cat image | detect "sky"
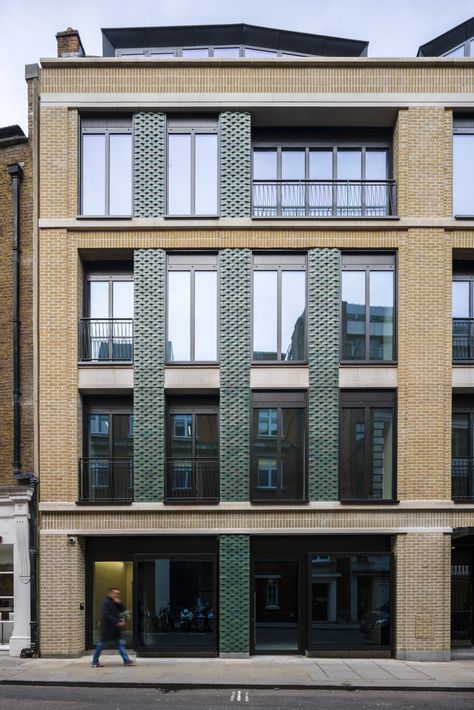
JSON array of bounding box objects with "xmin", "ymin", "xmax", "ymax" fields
[{"xmin": 1, "ymin": 0, "xmax": 474, "ymax": 133}]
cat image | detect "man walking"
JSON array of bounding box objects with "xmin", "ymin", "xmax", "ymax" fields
[{"xmin": 91, "ymin": 587, "xmax": 135, "ymax": 667}]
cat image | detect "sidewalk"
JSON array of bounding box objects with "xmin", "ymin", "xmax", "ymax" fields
[{"xmin": 0, "ymin": 653, "xmax": 473, "ymax": 690}]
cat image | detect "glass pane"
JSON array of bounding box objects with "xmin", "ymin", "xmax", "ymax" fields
[
  {"xmin": 310, "ymin": 555, "xmax": 391, "ymax": 648},
  {"xmin": 109, "ymin": 134, "xmax": 132, "ymax": 215},
  {"xmin": 168, "ymin": 134, "xmax": 191, "ymax": 215},
  {"xmin": 281, "ymin": 150, "xmax": 305, "ymax": 179},
  {"xmin": 309, "ymin": 150, "xmax": 333, "ymax": 216},
  {"xmin": 87, "ymin": 414, "xmax": 109, "ymax": 459},
  {"xmin": 369, "ymin": 271, "xmax": 394, "ymax": 360},
  {"xmin": 82, "ymin": 134, "xmax": 106, "ymax": 215},
  {"xmin": 245, "ymin": 48, "xmax": 277, "ymax": 56},
  {"xmin": 309, "ymin": 150, "xmax": 333, "ymax": 180},
  {"xmin": 253, "ymin": 150, "xmax": 278, "ymax": 216},
  {"xmin": 281, "ymin": 150, "xmax": 305, "ymax": 215},
  {"xmin": 89, "ymin": 281, "xmax": 109, "ymax": 318},
  {"xmin": 195, "ymin": 134, "xmax": 218, "ymax": 215},
  {"xmin": 337, "ymin": 150, "xmax": 361, "ymax": 180},
  {"xmin": 471, "ymin": 39, "xmax": 474, "ymax": 57},
  {"xmin": 281, "ymin": 271, "xmax": 306, "ymax": 360},
  {"xmin": 112, "ymin": 414, "xmax": 134, "ymax": 459},
  {"xmin": 170, "ymin": 414, "xmax": 193, "ymax": 459},
  {"xmin": 213, "ymin": 47, "xmax": 240, "ymax": 57},
  {"xmin": 150, "ymin": 52, "xmax": 175, "ymax": 58},
  {"xmin": 137, "ymin": 559, "xmax": 215, "ymax": 649},
  {"xmin": 453, "ymin": 134, "xmax": 474, "ymax": 215},
  {"xmin": 93, "ymin": 562, "xmax": 133, "ymax": 646},
  {"xmin": 445, "ymin": 45, "xmax": 465, "ymax": 57},
  {"xmin": 452, "ymin": 414, "xmax": 469, "ymax": 457},
  {"xmin": 167, "ymin": 271, "xmax": 191, "ymax": 361},
  {"xmin": 341, "ymin": 271, "xmax": 366, "ymax": 360},
  {"xmin": 341, "ymin": 407, "xmax": 366, "ymax": 499},
  {"xmin": 371, "ymin": 408, "xmax": 393, "ymax": 499},
  {"xmin": 194, "ymin": 271, "xmax": 217, "ymax": 361},
  {"xmin": 365, "ymin": 150, "xmax": 387, "ymax": 180},
  {"xmin": 452, "ymin": 281, "xmax": 470, "ymax": 318},
  {"xmin": 112, "ymin": 281, "xmax": 134, "ymax": 318},
  {"xmin": 281, "ymin": 408, "xmax": 305, "ymax": 499},
  {"xmin": 195, "ymin": 414, "xmax": 218, "ymax": 459},
  {"xmin": 337, "ymin": 150, "xmax": 362, "ymax": 215},
  {"xmin": 254, "ymin": 561, "xmax": 299, "ymax": 651},
  {"xmin": 0, "ymin": 546, "xmax": 13, "ymax": 573},
  {"xmin": 253, "ymin": 408, "xmax": 278, "ymax": 493},
  {"xmin": 253, "ymin": 271, "xmax": 278, "ymax": 360},
  {"xmin": 253, "ymin": 149, "xmax": 277, "ymax": 180},
  {"xmin": 452, "ymin": 414, "xmax": 471, "ymax": 498},
  {"xmin": 182, "ymin": 48, "xmax": 209, "ymax": 57}
]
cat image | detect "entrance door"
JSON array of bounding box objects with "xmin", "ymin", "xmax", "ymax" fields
[
  {"xmin": 452, "ymin": 545, "xmax": 473, "ymax": 646},
  {"xmin": 253, "ymin": 560, "xmax": 300, "ymax": 653}
]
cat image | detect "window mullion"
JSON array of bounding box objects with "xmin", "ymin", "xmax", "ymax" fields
[
  {"xmin": 365, "ymin": 405, "xmax": 372, "ymax": 500},
  {"xmin": 365, "ymin": 267, "xmax": 370, "ymax": 361},
  {"xmin": 105, "ymin": 130, "xmax": 110, "ymax": 216},
  {"xmin": 277, "ymin": 406, "xmax": 283, "ymax": 492},
  {"xmin": 191, "ymin": 268, "xmax": 196, "ymax": 361},
  {"xmin": 277, "ymin": 268, "xmax": 282, "ymax": 361},
  {"xmin": 190, "ymin": 131, "xmax": 196, "ymax": 216}
]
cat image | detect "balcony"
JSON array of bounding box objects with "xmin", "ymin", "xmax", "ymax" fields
[
  {"xmin": 79, "ymin": 319, "xmax": 133, "ymax": 362},
  {"xmin": 78, "ymin": 458, "xmax": 133, "ymax": 503},
  {"xmin": 452, "ymin": 458, "xmax": 474, "ymax": 500},
  {"xmin": 165, "ymin": 458, "xmax": 219, "ymax": 504},
  {"xmin": 453, "ymin": 318, "xmax": 474, "ymax": 361},
  {"xmin": 252, "ymin": 180, "xmax": 397, "ymax": 218}
]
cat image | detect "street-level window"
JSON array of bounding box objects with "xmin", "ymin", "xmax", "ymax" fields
[
  {"xmin": 341, "ymin": 253, "xmax": 395, "ymax": 362},
  {"xmin": 252, "ymin": 253, "xmax": 307, "ymax": 362},
  {"xmin": 80, "ymin": 116, "xmax": 132, "ymax": 216},
  {"xmin": 167, "ymin": 117, "xmax": 218, "ymax": 216},
  {"xmin": 453, "ymin": 116, "xmax": 474, "ymax": 216},
  {"xmin": 340, "ymin": 390, "xmax": 396, "ymax": 502},
  {"xmin": 166, "ymin": 253, "xmax": 218, "ymax": 363},
  {"xmin": 0, "ymin": 545, "xmax": 14, "ymax": 648},
  {"xmin": 251, "ymin": 391, "xmax": 306, "ymax": 502}
]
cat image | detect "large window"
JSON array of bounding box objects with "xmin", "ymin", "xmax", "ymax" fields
[
  {"xmin": 251, "ymin": 392, "xmax": 306, "ymax": 502},
  {"xmin": 80, "ymin": 116, "xmax": 132, "ymax": 216},
  {"xmin": 452, "ymin": 272, "xmax": 474, "ymax": 360},
  {"xmin": 340, "ymin": 391, "xmax": 395, "ymax": 502},
  {"xmin": 0, "ymin": 546, "xmax": 13, "ymax": 648},
  {"xmin": 341, "ymin": 253, "xmax": 395, "ymax": 362},
  {"xmin": 253, "ymin": 254, "xmax": 306, "ymax": 362},
  {"xmin": 166, "ymin": 254, "xmax": 218, "ymax": 362},
  {"xmin": 252, "ymin": 142, "xmax": 392, "ymax": 217},
  {"xmin": 167, "ymin": 117, "xmax": 218, "ymax": 216},
  {"xmin": 452, "ymin": 395, "xmax": 474, "ymax": 500},
  {"xmin": 453, "ymin": 116, "xmax": 474, "ymax": 216}
]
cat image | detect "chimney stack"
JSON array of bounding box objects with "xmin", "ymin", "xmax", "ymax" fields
[{"xmin": 56, "ymin": 28, "xmax": 85, "ymax": 57}]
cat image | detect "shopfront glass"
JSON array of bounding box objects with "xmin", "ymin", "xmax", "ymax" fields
[
  {"xmin": 254, "ymin": 561, "xmax": 299, "ymax": 652},
  {"xmin": 137, "ymin": 558, "xmax": 215, "ymax": 651},
  {"xmin": 92, "ymin": 561, "xmax": 133, "ymax": 646},
  {"xmin": 0, "ymin": 545, "xmax": 13, "ymax": 647}
]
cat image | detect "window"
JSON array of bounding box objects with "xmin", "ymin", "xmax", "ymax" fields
[
  {"xmin": 166, "ymin": 399, "xmax": 219, "ymax": 502},
  {"xmin": 167, "ymin": 117, "xmax": 218, "ymax": 216},
  {"xmin": 251, "ymin": 392, "xmax": 306, "ymax": 502},
  {"xmin": 80, "ymin": 271, "xmax": 134, "ymax": 362},
  {"xmin": 253, "ymin": 254, "xmax": 306, "ymax": 362},
  {"xmin": 340, "ymin": 391, "xmax": 395, "ymax": 502},
  {"xmin": 166, "ymin": 254, "xmax": 218, "ymax": 362},
  {"xmin": 452, "ymin": 271, "xmax": 474, "ymax": 360},
  {"xmin": 341, "ymin": 253, "xmax": 395, "ymax": 362},
  {"xmin": 0, "ymin": 545, "xmax": 13, "ymax": 647},
  {"xmin": 443, "ymin": 38, "xmax": 474, "ymax": 57},
  {"xmin": 116, "ymin": 46, "xmax": 307, "ymax": 58},
  {"xmin": 452, "ymin": 395, "xmax": 474, "ymax": 500},
  {"xmin": 80, "ymin": 116, "xmax": 132, "ymax": 216},
  {"xmin": 453, "ymin": 116, "xmax": 474, "ymax": 216},
  {"xmin": 252, "ymin": 143, "xmax": 392, "ymax": 217}
]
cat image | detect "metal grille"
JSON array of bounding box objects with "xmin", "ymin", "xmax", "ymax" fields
[
  {"xmin": 220, "ymin": 112, "xmax": 252, "ymax": 217},
  {"xmin": 133, "ymin": 112, "xmax": 166, "ymax": 216}
]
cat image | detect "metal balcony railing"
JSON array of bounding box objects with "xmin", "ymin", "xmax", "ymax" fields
[
  {"xmin": 252, "ymin": 179, "xmax": 397, "ymax": 217},
  {"xmin": 165, "ymin": 458, "xmax": 219, "ymax": 503},
  {"xmin": 452, "ymin": 458, "xmax": 474, "ymax": 500},
  {"xmin": 453, "ymin": 318, "xmax": 474, "ymax": 361},
  {"xmin": 79, "ymin": 458, "xmax": 133, "ymax": 503},
  {"xmin": 79, "ymin": 318, "xmax": 133, "ymax": 362}
]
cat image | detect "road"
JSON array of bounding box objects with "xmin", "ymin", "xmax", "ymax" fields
[{"xmin": 0, "ymin": 687, "xmax": 473, "ymax": 709}]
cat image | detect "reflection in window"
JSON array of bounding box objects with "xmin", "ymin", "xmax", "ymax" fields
[
  {"xmin": 0, "ymin": 545, "xmax": 14, "ymax": 647},
  {"xmin": 92, "ymin": 561, "xmax": 133, "ymax": 646},
  {"xmin": 452, "ymin": 278, "xmax": 474, "ymax": 360},
  {"xmin": 84, "ymin": 276, "xmax": 134, "ymax": 362},
  {"xmin": 453, "ymin": 134, "xmax": 474, "ymax": 215}
]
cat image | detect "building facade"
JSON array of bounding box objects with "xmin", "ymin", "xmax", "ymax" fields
[{"xmin": 35, "ymin": 21, "xmax": 474, "ymax": 660}]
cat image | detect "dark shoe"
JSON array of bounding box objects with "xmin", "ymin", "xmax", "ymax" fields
[
  {"xmin": 124, "ymin": 659, "xmax": 136, "ymax": 665},
  {"xmin": 91, "ymin": 661, "xmax": 103, "ymax": 667}
]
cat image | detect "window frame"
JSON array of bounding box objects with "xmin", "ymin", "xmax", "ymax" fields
[
  {"xmin": 251, "ymin": 390, "xmax": 308, "ymax": 504},
  {"xmin": 79, "ymin": 116, "xmax": 133, "ymax": 218},
  {"xmin": 166, "ymin": 253, "xmax": 219, "ymax": 364},
  {"xmin": 116, "ymin": 46, "xmax": 308, "ymax": 58},
  {"xmin": 453, "ymin": 117, "xmax": 474, "ymax": 217},
  {"xmin": 443, "ymin": 38, "xmax": 474, "ymax": 57},
  {"xmin": 84, "ymin": 270, "xmax": 134, "ymax": 319},
  {"xmin": 252, "ymin": 252, "xmax": 308, "ymax": 364},
  {"xmin": 452, "ymin": 394, "xmax": 474, "ymax": 501},
  {"xmin": 339, "ymin": 390, "xmax": 397, "ymax": 504},
  {"xmin": 340, "ymin": 252, "xmax": 397, "ymax": 364},
  {"xmin": 166, "ymin": 117, "xmax": 220, "ymax": 217}
]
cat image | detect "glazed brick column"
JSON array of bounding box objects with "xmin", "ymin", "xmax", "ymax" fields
[
  {"xmin": 133, "ymin": 112, "xmax": 166, "ymax": 217},
  {"xmin": 219, "ymin": 535, "xmax": 250, "ymax": 656},
  {"xmin": 308, "ymin": 248, "xmax": 340, "ymax": 501},
  {"xmin": 220, "ymin": 112, "xmax": 251, "ymax": 217},
  {"xmin": 219, "ymin": 249, "xmax": 251, "ymax": 501},
  {"xmin": 133, "ymin": 249, "xmax": 166, "ymax": 501}
]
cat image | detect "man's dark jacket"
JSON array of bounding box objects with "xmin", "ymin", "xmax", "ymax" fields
[{"xmin": 100, "ymin": 596, "xmax": 125, "ymax": 642}]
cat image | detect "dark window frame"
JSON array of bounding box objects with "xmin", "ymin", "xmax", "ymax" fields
[
  {"xmin": 452, "ymin": 395, "xmax": 474, "ymax": 501},
  {"xmin": 251, "ymin": 390, "xmax": 308, "ymax": 503},
  {"xmin": 83, "ymin": 398, "xmax": 134, "ymax": 462},
  {"xmin": 339, "ymin": 390, "xmax": 397, "ymax": 504},
  {"xmin": 340, "ymin": 252, "xmax": 397, "ymax": 364}
]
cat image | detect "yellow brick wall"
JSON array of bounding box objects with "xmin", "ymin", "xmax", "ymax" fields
[
  {"xmin": 39, "ymin": 107, "xmax": 78, "ymax": 219},
  {"xmin": 394, "ymin": 533, "xmax": 451, "ymax": 658}
]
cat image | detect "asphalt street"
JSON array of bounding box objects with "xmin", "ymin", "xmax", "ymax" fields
[{"xmin": 0, "ymin": 687, "xmax": 473, "ymax": 709}]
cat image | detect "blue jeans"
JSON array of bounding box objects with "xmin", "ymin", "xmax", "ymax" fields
[{"xmin": 92, "ymin": 637, "xmax": 130, "ymax": 665}]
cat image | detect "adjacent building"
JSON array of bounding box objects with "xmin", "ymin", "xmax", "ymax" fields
[{"xmin": 33, "ymin": 20, "xmax": 474, "ymax": 660}]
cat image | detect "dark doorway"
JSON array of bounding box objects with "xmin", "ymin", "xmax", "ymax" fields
[{"xmin": 253, "ymin": 560, "xmax": 300, "ymax": 653}]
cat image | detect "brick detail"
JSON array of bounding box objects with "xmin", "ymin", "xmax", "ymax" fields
[
  {"xmin": 219, "ymin": 535, "xmax": 250, "ymax": 654},
  {"xmin": 220, "ymin": 112, "xmax": 251, "ymax": 217},
  {"xmin": 394, "ymin": 533, "xmax": 451, "ymax": 657},
  {"xmin": 133, "ymin": 112, "xmax": 166, "ymax": 217},
  {"xmin": 219, "ymin": 249, "xmax": 251, "ymax": 501},
  {"xmin": 133, "ymin": 249, "xmax": 166, "ymax": 501},
  {"xmin": 308, "ymin": 249, "xmax": 340, "ymax": 501}
]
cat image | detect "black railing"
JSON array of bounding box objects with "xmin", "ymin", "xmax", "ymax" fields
[
  {"xmin": 79, "ymin": 318, "xmax": 133, "ymax": 362},
  {"xmin": 453, "ymin": 318, "xmax": 474, "ymax": 360},
  {"xmin": 79, "ymin": 458, "xmax": 133, "ymax": 502},
  {"xmin": 165, "ymin": 458, "xmax": 219, "ymax": 503},
  {"xmin": 252, "ymin": 179, "xmax": 397, "ymax": 217},
  {"xmin": 451, "ymin": 611, "xmax": 474, "ymax": 645},
  {"xmin": 452, "ymin": 458, "xmax": 474, "ymax": 500}
]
